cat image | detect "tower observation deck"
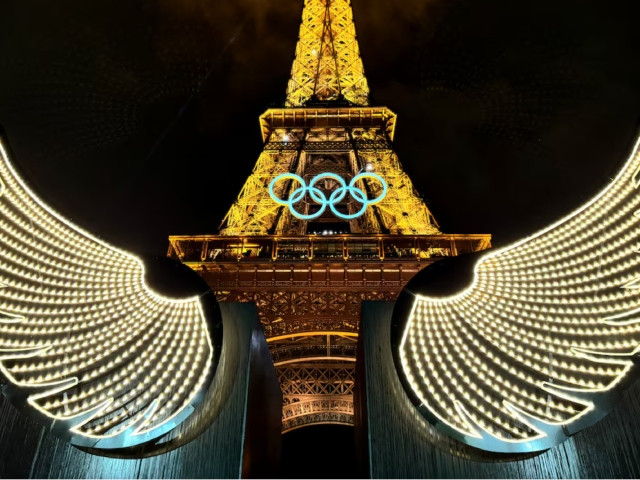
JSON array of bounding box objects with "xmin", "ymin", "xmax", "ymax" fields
[{"xmin": 168, "ymin": 0, "xmax": 492, "ymax": 432}]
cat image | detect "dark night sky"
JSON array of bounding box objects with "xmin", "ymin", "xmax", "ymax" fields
[{"xmin": 0, "ymin": 0, "xmax": 639, "ymax": 256}]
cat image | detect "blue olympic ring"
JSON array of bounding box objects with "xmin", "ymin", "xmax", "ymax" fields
[{"xmin": 268, "ymin": 171, "xmax": 388, "ymax": 221}]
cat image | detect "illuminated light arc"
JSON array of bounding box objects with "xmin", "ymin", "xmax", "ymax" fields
[
  {"xmin": 0, "ymin": 137, "xmax": 218, "ymax": 450},
  {"xmin": 397, "ymin": 135, "xmax": 640, "ymax": 453}
]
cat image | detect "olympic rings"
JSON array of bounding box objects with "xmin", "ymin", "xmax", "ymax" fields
[{"xmin": 269, "ymin": 171, "xmax": 388, "ymax": 220}]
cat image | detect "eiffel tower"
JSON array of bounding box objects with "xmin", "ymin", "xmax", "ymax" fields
[{"xmin": 168, "ymin": 0, "xmax": 491, "ymax": 433}]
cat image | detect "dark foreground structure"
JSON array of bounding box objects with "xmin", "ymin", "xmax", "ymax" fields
[
  {"xmin": 1, "ymin": 0, "xmax": 640, "ymax": 478},
  {"xmin": 0, "ymin": 302, "xmax": 640, "ymax": 478},
  {"xmin": 0, "ymin": 304, "xmax": 282, "ymax": 478},
  {"xmin": 358, "ymin": 302, "xmax": 640, "ymax": 478}
]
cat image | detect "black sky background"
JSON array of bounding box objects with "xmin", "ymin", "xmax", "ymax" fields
[{"xmin": 0, "ymin": 0, "xmax": 639, "ymax": 257}]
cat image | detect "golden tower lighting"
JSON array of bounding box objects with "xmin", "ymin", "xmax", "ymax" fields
[{"xmin": 168, "ymin": 0, "xmax": 491, "ymax": 432}]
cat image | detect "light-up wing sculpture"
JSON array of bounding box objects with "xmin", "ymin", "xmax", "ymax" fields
[
  {"xmin": 0, "ymin": 137, "xmax": 216, "ymax": 450},
  {"xmin": 397, "ymin": 136, "xmax": 640, "ymax": 453}
]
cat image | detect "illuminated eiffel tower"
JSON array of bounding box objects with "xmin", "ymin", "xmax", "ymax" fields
[{"xmin": 168, "ymin": 0, "xmax": 491, "ymax": 432}]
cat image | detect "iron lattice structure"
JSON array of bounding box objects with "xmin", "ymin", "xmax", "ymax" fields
[
  {"xmin": 168, "ymin": 0, "xmax": 492, "ymax": 432},
  {"xmin": 285, "ymin": 0, "xmax": 369, "ymax": 107}
]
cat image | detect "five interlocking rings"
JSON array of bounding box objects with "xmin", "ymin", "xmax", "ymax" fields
[{"xmin": 269, "ymin": 172, "xmax": 388, "ymax": 220}]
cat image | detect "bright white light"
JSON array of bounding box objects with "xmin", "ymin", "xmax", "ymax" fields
[
  {"xmin": 0, "ymin": 139, "xmax": 214, "ymax": 449},
  {"xmin": 399, "ymin": 136, "xmax": 640, "ymax": 453}
]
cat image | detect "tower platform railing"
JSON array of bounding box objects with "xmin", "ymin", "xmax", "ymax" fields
[{"xmin": 168, "ymin": 233, "xmax": 491, "ymax": 264}]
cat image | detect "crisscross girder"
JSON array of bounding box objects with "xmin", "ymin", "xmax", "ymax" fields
[{"xmin": 286, "ymin": 0, "xmax": 369, "ymax": 106}]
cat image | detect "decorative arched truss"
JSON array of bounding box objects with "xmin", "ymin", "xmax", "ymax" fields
[
  {"xmin": 270, "ymin": 332, "xmax": 356, "ymax": 431},
  {"xmin": 279, "ymin": 360, "xmax": 355, "ymax": 433}
]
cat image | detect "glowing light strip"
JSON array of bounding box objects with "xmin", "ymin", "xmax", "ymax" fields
[
  {"xmin": 267, "ymin": 331, "xmax": 358, "ymax": 343},
  {"xmin": 269, "ymin": 172, "xmax": 387, "ymax": 221},
  {"xmin": 399, "ymin": 136, "xmax": 640, "ymax": 453},
  {"xmin": 0, "ymin": 139, "xmax": 215, "ymax": 449}
]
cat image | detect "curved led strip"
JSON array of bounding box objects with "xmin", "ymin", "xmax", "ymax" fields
[
  {"xmin": 398, "ymin": 136, "xmax": 640, "ymax": 453},
  {"xmin": 0, "ymin": 138, "xmax": 215, "ymax": 450},
  {"xmin": 269, "ymin": 172, "xmax": 387, "ymax": 220}
]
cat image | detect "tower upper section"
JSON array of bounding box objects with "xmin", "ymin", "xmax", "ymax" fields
[
  {"xmin": 217, "ymin": 0, "xmax": 442, "ymax": 237},
  {"xmin": 286, "ymin": 0, "xmax": 370, "ymax": 107}
]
